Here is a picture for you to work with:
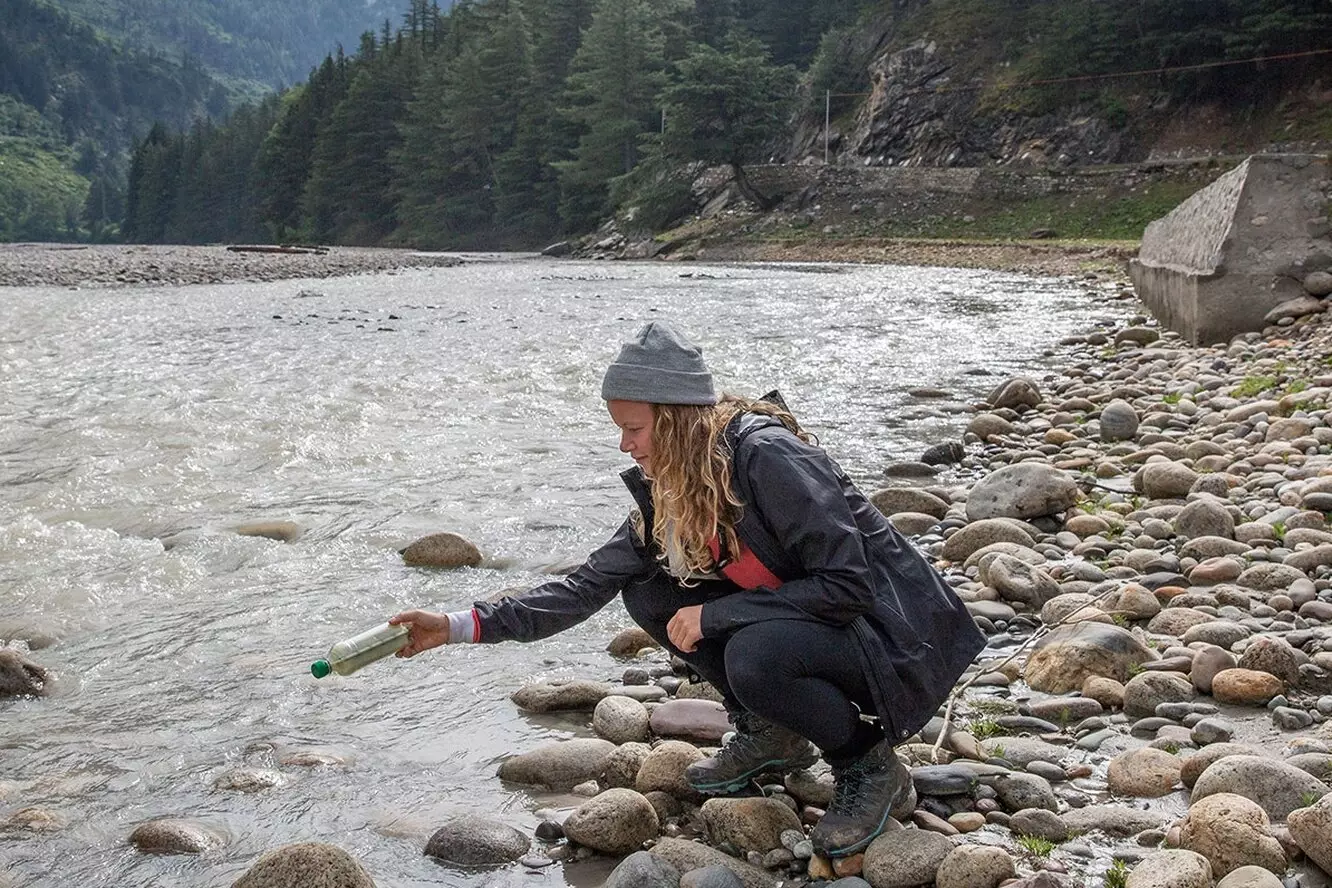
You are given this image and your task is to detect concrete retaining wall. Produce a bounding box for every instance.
[1129,154,1332,345]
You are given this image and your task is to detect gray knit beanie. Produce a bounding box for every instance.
[601,321,718,405]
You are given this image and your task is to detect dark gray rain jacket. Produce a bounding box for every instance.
[473,412,987,742]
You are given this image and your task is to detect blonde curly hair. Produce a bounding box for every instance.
[649,395,809,576]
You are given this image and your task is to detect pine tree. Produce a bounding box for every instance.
[658,35,795,210]
[303,41,421,243]
[556,0,674,229]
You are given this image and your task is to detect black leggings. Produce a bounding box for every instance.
[621,571,883,757]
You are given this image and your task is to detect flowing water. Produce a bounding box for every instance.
[0,256,1131,887]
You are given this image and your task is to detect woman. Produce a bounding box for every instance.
[389,321,985,859]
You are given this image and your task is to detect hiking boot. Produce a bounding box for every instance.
[810,740,915,858]
[684,713,819,795]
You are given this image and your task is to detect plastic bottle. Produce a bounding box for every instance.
[311,622,410,678]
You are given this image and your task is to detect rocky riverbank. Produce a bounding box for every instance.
[6,275,1332,888]
[0,243,464,288]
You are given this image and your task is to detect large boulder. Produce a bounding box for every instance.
[1129,153,1332,345]
[129,819,225,854]
[424,817,530,865]
[1024,622,1159,693]
[1192,755,1330,820]
[965,463,1080,522]
[563,788,659,855]
[400,532,482,568]
[699,797,802,855]
[1178,793,1286,877]
[497,738,616,790]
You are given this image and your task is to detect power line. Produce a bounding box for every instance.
[825,46,1332,99]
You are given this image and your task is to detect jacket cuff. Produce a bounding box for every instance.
[447,609,479,644]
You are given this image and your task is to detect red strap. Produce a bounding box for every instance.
[707,535,784,590]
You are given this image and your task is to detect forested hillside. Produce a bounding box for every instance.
[8,0,1332,247]
[51,0,433,88]
[0,0,448,241]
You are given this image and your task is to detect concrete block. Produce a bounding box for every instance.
[1129,154,1332,345]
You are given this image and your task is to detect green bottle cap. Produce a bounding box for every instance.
[311,659,332,679]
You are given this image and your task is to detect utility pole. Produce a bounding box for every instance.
[824,90,831,164]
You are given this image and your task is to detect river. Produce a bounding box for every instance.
[0,256,1130,887]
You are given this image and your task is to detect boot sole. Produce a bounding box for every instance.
[687,751,820,795]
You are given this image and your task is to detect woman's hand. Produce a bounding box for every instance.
[667,605,704,653]
[389,610,450,657]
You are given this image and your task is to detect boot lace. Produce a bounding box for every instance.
[829,759,877,817]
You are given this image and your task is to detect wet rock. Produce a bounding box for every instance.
[400,532,482,568]
[498,738,617,790]
[1178,793,1286,878]
[511,680,613,713]
[965,463,1079,522]
[1024,622,1158,693]
[861,826,953,888]
[424,817,529,865]
[564,788,660,855]
[700,797,802,854]
[1192,755,1330,820]
[605,850,681,888]
[1124,849,1212,888]
[593,695,651,744]
[921,442,965,466]
[232,520,301,542]
[986,376,1042,410]
[0,648,48,697]
[649,699,731,744]
[129,818,225,854]
[934,843,1015,888]
[4,807,62,832]
[213,768,285,793]
[233,842,375,888]
[0,618,64,650]
[607,627,659,657]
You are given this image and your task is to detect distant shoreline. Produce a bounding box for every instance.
[0,244,463,289]
[686,237,1137,279]
[0,239,1134,289]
